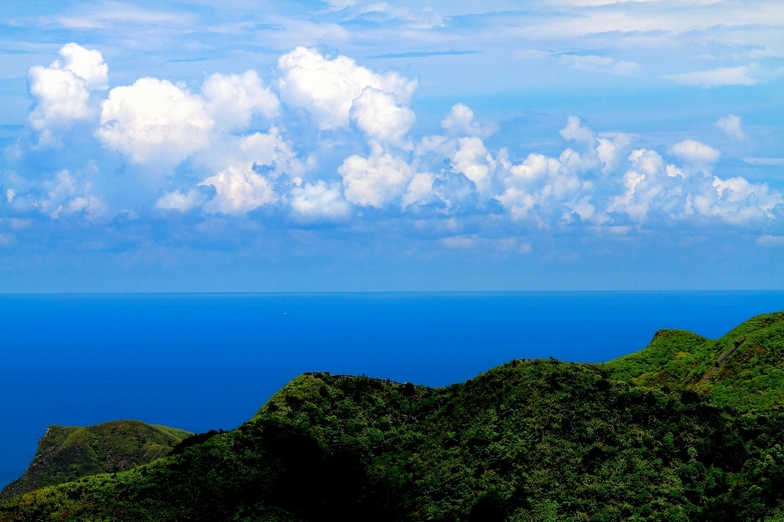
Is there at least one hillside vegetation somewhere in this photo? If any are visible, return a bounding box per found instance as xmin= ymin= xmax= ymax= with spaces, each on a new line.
xmin=0 ymin=421 xmax=190 ymax=501
xmin=603 ymin=311 xmax=784 ymax=412
xmin=3 ymin=312 xmax=784 ymax=521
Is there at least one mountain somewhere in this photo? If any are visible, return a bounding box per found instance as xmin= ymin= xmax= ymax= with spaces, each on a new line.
xmin=3 ymin=312 xmax=784 ymax=521
xmin=0 ymin=420 xmax=191 ymax=502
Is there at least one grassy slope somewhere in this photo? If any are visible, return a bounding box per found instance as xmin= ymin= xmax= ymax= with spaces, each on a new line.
xmin=602 ymin=312 xmax=784 ymax=412
xmin=0 ymin=420 xmax=191 ymax=501
xmin=4 ymin=312 xmax=784 ymax=521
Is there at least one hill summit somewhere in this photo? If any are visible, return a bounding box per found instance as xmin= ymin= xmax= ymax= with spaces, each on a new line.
xmin=0 ymin=420 xmax=190 ymax=502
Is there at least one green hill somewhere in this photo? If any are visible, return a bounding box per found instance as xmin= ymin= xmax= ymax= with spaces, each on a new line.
xmin=603 ymin=311 xmax=784 ymax=412
xmin=0 ymin=420 xmax=191 ymax=502
xmin=3 ymin=312 xmax=784 ymax=521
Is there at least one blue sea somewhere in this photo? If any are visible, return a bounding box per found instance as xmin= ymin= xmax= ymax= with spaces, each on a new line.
xmin=2 ymin=291 xmax=784 ymax=489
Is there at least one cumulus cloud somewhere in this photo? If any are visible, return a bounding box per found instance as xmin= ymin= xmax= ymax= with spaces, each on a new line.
xmin=338 ymin=146 xmax=414 ymax=207
xmin=350 ymin=87 xmax=415 ymax=145
xmin=151 ymin=126 xmax=300 ymax=215
xmin=557 ymin=117 xmax=630 ymax=175
xmin=441 ymin=104 xmax=490 ymax=138
xmin=401 ymin=173 xmax=435 ymax=209
xmin=606 ymin=149 xmax=669 ymax=222
xmin=155 ymin=189 xmax=207 ymax=212
xmin=664 ymin=66 xmax=758 ymax=88
xmin=692 ymin=176 xmax=782 ymax=225
xmin=603 ymin=146 xmax=781 ymax=226
xmin=507 ymin=154 xmax=558 ymax=183
xmin=452 ymin=137 xmax=496 ymax=194
xmin=225 ymin=129 xmax=301 ymax=177
xmin=497 ymin=140 xmax=592 ymax=222
xmin=200 ymin=164 xmax=277 ymax=215
xmin=289 ymin=181 xmax=350 ymax=222
xmin=597 ymin=133 xmax=632 ymax=173
xmin=202 ymin=71 xmax=279 ymax=131
xmin=28 ymin=43 xmax=108 ymax=142
xmin=715 ymin=114 xmax=744 ymax=142
xmin=35 ymin=170 xmax=106 ymax=221
xmin=55 ymin=43 xmax=109 ymax=90
xmin=277 ymin=46 xmax=416 ymax=129
xmin=97 ymin=78 xmax=214 ymax=169
xmin=560 ymin=116 xmax=595 ymax=145
xmin=668 ymin=139 xmax=720 ymax=165
xmin=16 ymin=45 xmax=784 ymax=241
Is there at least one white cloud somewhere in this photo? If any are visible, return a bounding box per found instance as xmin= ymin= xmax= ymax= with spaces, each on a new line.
xmin=35 ymin=170 xmax=106 ymax=221
xmin=557 ymin=117 xmax=627 ymax=174
xmin=155 ymin=189 xmax=207 ymax=212
xmin=166 ymin=127 xmax=299 ymax=215
xmin=97 ymin=78 xmax=214 ymax=169
xmin=565 ymin=195 xmax=601 ymax=223
xmin=349 ymin=87 xmax=415 ymax=145
xmin=6 ymin=189 xmax=15 ymax=203
xmin=232 ymin=129 xmax=301 ymax=176
xmin=441 ymin=104 xmax=488 ymax=138
xmin=497 ymin=150 xmax=591 ymax=222
xmin=560 ymin=116 xmax=594 ymax=144
xmin=715 ymin=114 xmax=744 ymax=142
xmin=452 ymin=137 xmax=496 ymax=194
xmin=55 ymin=42 xmax=109 ymax=90
xmin=668 ymin=139 xmax=720 ymax=164
xmin=664 ymin=66 xmax=758 ymax=88
xmin=338 ymin=146 xmax=414 ymax=207
xmin=50 ymin=5 xmax=189 ymax=29
xmin=559 ymin=54 xmax=640 ymax=75
xmin=507 ymin=153 xmax=558 ymax=183
xmin=401 ymin=173 xmax=435 ymax=209
xmin=202 ymin=70 xmax=279 ymax=131
xmin=27 ymin=43 xmax=108 ymax=142
xmin=495 ymin=186 xmax=538 ymax=220
xmin=692 ymin=176 xmax=782 ymax=224
xmin=597 ymin=133 xmax=631 ymax=173
xmin=743 ymin=157 xmax=784 ymax=166
xmin=606 ymin=149 xmax=667 ymax=222
xmin=603 ymin=146 xmax=781 ymax=226
xmin=28 ymin=66 xmax=91 ymax=131
xmin=200 ymin=164 xmax=277 ymax=215
xmin=277 ymin=47 xmax=416 ymax=130
xmin=289 ymin=181 xmax=350 ymax=222
xmin=758 ymin=235 xmax=784 ymax=246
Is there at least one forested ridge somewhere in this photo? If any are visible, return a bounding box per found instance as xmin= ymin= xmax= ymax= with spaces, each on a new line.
xmin=3 ymin=312 xmax=784 ymax=521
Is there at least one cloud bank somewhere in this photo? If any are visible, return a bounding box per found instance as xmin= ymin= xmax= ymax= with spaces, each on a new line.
xmin=3 ymin=43 xmax=783 ymax=254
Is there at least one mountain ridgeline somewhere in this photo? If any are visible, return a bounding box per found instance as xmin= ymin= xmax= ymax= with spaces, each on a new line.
xmin=2 ymin=312 xmax=784 ymax=521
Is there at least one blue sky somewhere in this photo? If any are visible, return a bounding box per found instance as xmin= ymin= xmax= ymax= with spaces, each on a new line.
xmin=1 ymin=0 xmax=783 ymax=291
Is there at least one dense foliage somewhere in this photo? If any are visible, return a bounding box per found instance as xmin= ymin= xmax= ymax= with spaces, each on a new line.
xmin=0 ymin=421 xmax=190 ymax=502
xmin=3 ymin=312 xmax=784 ymax=521
xmin=603 ymin=312 xmax=784 ymax=412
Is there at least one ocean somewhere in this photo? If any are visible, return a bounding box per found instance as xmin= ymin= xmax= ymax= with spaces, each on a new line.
xmin=2 ymin=291 xmax=784 ymax=490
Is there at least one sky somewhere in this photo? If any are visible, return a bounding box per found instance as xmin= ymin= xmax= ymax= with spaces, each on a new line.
xmin=0 ymin=0 xmax=783 ymax=292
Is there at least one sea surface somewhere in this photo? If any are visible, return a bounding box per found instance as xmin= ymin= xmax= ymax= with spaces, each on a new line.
xmin=2 ymin=291 xmax=784 ymax=489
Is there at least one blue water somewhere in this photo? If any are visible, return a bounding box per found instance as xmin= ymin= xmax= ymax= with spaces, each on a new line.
xmin=2 ymin=291 xmax=784 ymax=489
